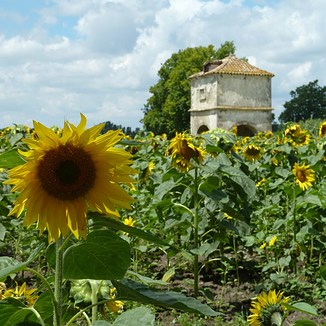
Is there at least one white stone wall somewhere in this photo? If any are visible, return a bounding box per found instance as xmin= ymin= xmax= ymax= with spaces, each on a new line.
xmin=190 ymin=73 xmax=273 ymax=134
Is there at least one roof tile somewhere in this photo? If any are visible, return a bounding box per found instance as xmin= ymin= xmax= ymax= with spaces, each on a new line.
xmin=189 ymin=55 xmax=274 ymax=78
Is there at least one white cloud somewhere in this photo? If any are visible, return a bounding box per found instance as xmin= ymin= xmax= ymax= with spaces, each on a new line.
xmin=75 ymin=2 xmax=139 ymax=54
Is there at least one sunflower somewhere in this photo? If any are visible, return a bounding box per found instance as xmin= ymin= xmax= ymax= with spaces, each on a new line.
xmin=2 ymin=282 xmax=38 ymax=306
xmin=284 ymin=124 xmax=311 ymax=146
xmin=256 ymin=178 xmax=266 ymax=188
xmin=290 ymin=130 xmax=311 ymax=146
xmin=268 ymin=236 xmax=277 ymax=247
xmin=167 ymin=132 xmax=205 ymax=171
xmin=292 ymin=162 xmax=315 ymax=191
xmin=123 ymin=216 xmax=135 ymax=228
xmin=243 ymin=144 xmax=263 ymax=161
xmin=248 ymin=290 xmax=289 ymax=325
xmin=319 ymin=121 xmax=326 ymax=137
xmin=284 ymin=124 xmax=302 ymax=138
xmin=4 ymin=114 xmax=136 ymax=241
xmin=106 ymin=287 xmax=124 ymax=313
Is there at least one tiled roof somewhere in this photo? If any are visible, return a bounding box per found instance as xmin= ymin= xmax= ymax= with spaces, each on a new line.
xmin=189 ymin=55 xmax=274 ymax=78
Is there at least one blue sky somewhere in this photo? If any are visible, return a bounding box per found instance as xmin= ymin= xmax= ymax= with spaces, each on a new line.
xmin=0 ymin=0 xmax=325 ymax=129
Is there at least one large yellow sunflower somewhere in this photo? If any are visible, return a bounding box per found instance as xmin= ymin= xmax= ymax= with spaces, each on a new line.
xmin=243 ymin=144 xmax=263 ymax=161
xmin=5 ymin=114 xmax=135 ymax=241
xmin=248 ymin=290 xmax=289 ymax=326
xmin=167 ymin=132 xmax=205 ymax=171
xmin=292 ymin=162 xmax=315 ymax=191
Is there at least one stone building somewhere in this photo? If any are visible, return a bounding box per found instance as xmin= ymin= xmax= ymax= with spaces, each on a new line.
xmin=189 ymin=55 xmax=274 ymax=136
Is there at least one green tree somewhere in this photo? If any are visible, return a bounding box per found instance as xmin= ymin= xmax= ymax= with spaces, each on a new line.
xmin=279 ymin=80 xmax=326 ymax=123
xmin=142 ymin=42 xmax=236 ymax=137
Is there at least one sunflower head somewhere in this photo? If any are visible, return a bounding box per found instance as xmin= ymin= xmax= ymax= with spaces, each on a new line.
xmin=5 ymin=114 xmax=136 ymax=242
xmin=284 ymin=124 xmax=310 ymax=146
xmin=123 ymin=216 xmax=135 ymax=229
xmin=2 ymin=282 xmax=38 ymax=306
xmin=319 ymin=121 xmax=326 ymax=137
xmin=243 ymin=144 xmax=263 ymax=161
xmin=248 ymin=290 xmax=289 ymax=326
xmin=268 ymin=236 xmax=277 ymax=247
xmin=167 ymin=132 xmax=205 ymax=171
xmin=284 ymin=124 xmax=302 ymax=138
xmin=292 ymin=162 xmax=315 ymax=191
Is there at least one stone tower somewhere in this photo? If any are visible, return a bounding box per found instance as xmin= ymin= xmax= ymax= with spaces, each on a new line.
xmin=189 ymin=55 xmax=274 ymax=136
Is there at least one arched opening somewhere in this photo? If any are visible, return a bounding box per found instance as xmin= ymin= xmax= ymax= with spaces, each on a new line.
xmin=235 ymin=124 xmax=256 ymax=137
xmin=197 ymin=125 xmax=209 ymax=134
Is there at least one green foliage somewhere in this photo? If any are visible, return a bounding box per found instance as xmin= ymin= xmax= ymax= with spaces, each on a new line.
xmin=0 ymin=120 xmax=326 ymax=325
xmin=112 ymin=279 xmax=220 ymax=316
xmin=280 ymin=80 xmax=326 ymax=123
xmin=63 ymin=230 xmax=131 ymax=280
xmin=142 ymin=42 xmax=236 ymax=136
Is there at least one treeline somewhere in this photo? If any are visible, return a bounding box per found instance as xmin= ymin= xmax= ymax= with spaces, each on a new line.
xmin=101 ymin=120 xmax=141 ymax=137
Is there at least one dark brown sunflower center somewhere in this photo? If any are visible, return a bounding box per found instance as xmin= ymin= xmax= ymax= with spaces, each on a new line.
xmin=56 ymin=160 xmax=80 ymax=184
xmin=37 ymin=144 xmax=96 ymax=200
xmin=180 ymin=140 xmax=198 ymax=160
xmin=297 ymin=170 xmax=307 ymax=182
xmin=246 ymin=147 xmax=260 ymax=156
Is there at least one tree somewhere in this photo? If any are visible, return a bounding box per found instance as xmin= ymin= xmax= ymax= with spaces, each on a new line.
xmin=142 ymin=42 xmax=236 ymax=137
xmin=279 ymin=80 xmax=326 ymax=123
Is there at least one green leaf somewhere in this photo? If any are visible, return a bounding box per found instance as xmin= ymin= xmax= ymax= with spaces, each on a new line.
xmin=0 ymin=298 xmax=34 ymax=326
xmin=294 ymin=320 xmax=318 ymax=326
xmin=0 ymin=149 xmax=25 ymax=168
xmin=302 ymin=194 xmax=322 ymax=207
xmin=320 ymin=264 xmax=326 ymax=281
xmin=284 ymin=302 xmax=318 ymax=316
xmin=63 ymin=230 xmax=130 ymax=280
xmin=221 ymin=166 xmax=256 ymax=198
xmin=0 ymin=243 xmax=45 ymax=281
xmin=93 ymin=321 xmax=111 ymax=326
xmin=33 ymin=291 xmax=53 ymax=324
xmin=162 ymin=267 xmax=175 ymax=283
xmin=89 ymin=213 xmax=173 ymax=249
xmin=112 ymin=279 xmax=220 ymax=316
xmin=127 ymin=270 xmax=167 ymax=286
xmin=112 ymin=307 xmax=155 ymax=326
xmin=0 ymin=223 xmax=6 ymax=241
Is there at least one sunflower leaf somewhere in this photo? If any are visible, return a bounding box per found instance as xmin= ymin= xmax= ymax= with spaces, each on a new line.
xmin=112 ymin=278 xmax=221 ymax=317
xmin=89 ymin=213 xmax=176 ymax=250
xmin=111 ymin=307 xmax=155 ymax=326
xmin=0 ymin=149 xmax=25 ymax=168
xmin=63 ymin=230 xmax=130 ymax=280
xmin=284 ymin=302 xmax=318 ymax=316
xmin=0 ymin=244 xmax=45 ymax=281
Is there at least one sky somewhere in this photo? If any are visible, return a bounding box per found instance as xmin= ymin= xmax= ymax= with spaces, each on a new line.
xmin=0 ymin=0 xmax=325 ymax=130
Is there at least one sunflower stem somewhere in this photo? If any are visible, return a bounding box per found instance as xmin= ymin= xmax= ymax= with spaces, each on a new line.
xmin=54 ymin=236 xmax=64 ymax=326
xmin=29 ymin=307 xmax=46 ymax=326
xmin=193 ymin=167 xmax=199 ymax=298
xmin=90 ymin=280 xmax=99 ymax=324
xmin=25 ymin=267 xmax=58 ymax=325
xmin=292 ymin=183 xmax=297 ymax=275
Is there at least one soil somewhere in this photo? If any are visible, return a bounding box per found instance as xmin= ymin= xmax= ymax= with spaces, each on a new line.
xmin=152 ymin=254 xmax=326 ymax=325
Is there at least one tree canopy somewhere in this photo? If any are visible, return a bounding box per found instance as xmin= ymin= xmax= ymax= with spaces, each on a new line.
xmin=279 ymin=80 xmax=326 ymax=123
xmin=142 ymin=42 xmax=236 ymax=137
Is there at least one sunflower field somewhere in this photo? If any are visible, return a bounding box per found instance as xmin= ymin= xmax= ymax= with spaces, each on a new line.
xmin=0 ymin=117 xmax=325 ymax=326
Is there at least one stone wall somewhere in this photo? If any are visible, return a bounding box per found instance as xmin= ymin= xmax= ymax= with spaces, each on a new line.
xmin=190 ymin=73 xmax=273 ymax=134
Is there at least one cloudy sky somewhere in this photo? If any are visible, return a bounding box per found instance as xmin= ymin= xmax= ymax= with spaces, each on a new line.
xmin=0 ymin=0 xmax=325 ymax=130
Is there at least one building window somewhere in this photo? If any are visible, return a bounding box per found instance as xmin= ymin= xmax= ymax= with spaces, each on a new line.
xmin=199 ymin=88 xmax=206 ymax=101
